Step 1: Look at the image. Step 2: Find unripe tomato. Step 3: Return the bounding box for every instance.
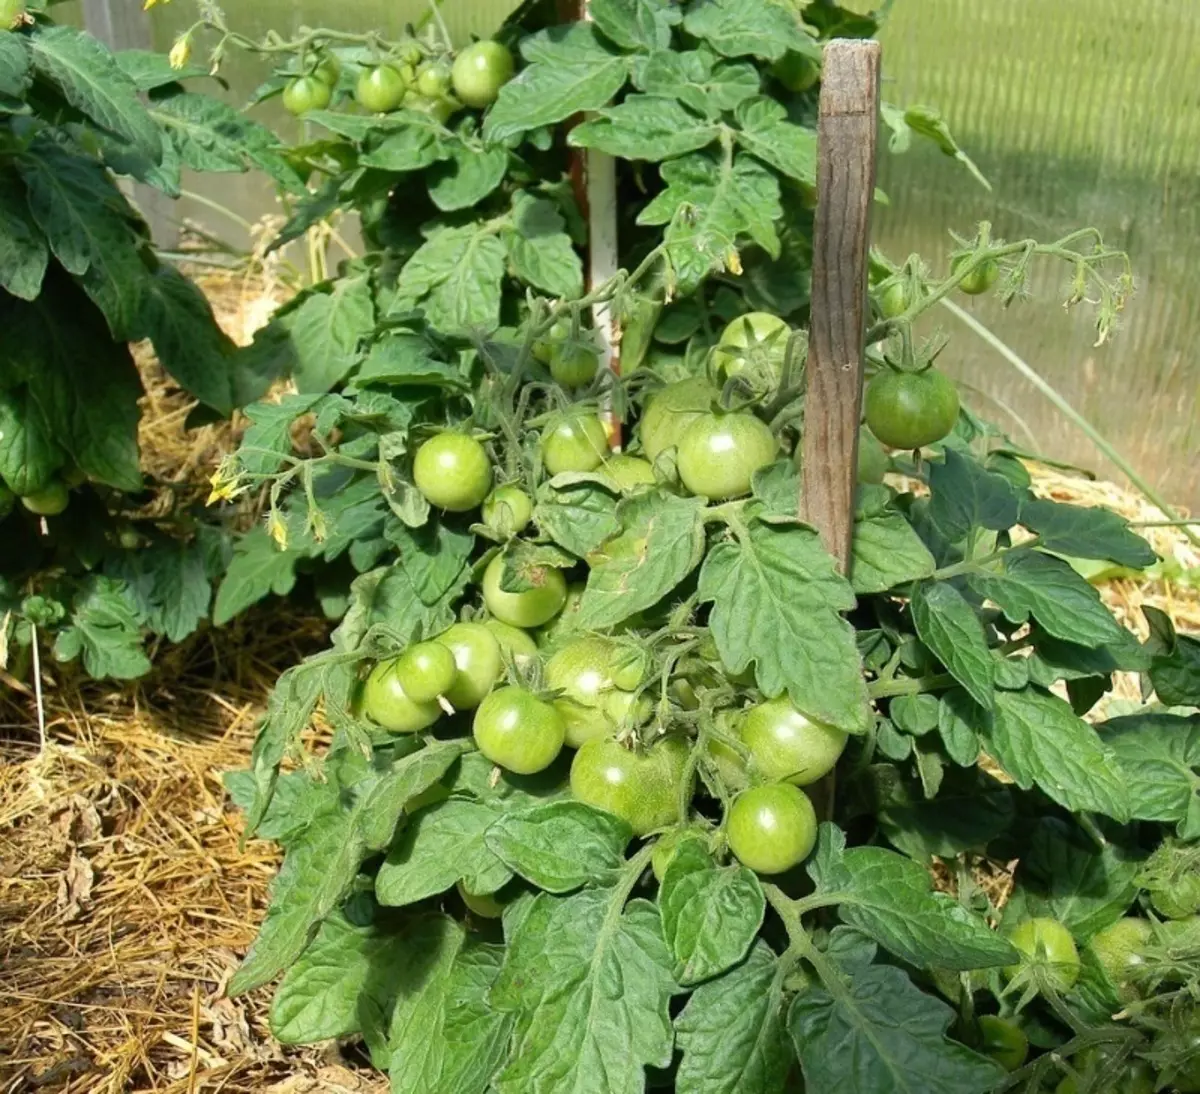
[740,697,848,787]
[437,622,503,709]
[878,280,911,319]
[863,368,960,450]
[482,554,567,629]
[1089,916,1152,999]
[362,658,441,733]
[704,714,751,794]
[1150,873,1200,919]
[413,433,492,512]
[953,255,1000,295]
[482,619,538,665]
[536,581,585,644]
[977,1015,1028,1073]
[1054,1048,1155,1094]
[712,312,790,382]
[856,428,889,484]
[356,65,407,113]
[21,480,69,516]
[542,414,609,475]
[1004,917,1080,993]
[457,880,505,918]
[451,40,515,109]
[545,637,646,749]
[570,735,689,836]
[416,61,452,99]
[638,378,717,462]
[393,641,457,703]
[599,455,656,493]
[677,412,778,500]
[312,53,341,87]
[771,51,819,92]
[473,685,565,774]
[548,341,601,388]
[727,783,817,875]
[482,484,532,537]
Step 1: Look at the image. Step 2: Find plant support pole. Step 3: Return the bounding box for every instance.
[800,39,881,570]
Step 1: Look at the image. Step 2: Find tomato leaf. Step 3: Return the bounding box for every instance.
[0,174,48,300]
[1018,497,1157,569]
[850,511,936,594]
[52,576,151,680]
[699,519,870,736]
[577,490,706,629]
[682,0,814,62]
[0,387,62,495]
[981,687,1131,821]
[359,113,452,172]
[969,549,1130,650]
[1100,712,1200,838]
[503,192,585,299]
[733,97,817,184]
[331,560,463,653]
[1002,817,1139,942]
[427,143,508,212]
[590,0,681,52]
[0,31,32,100]
[213,527,300,626]
[280,273,376,393]
[877,766,1013,863]
[633,49,760,117]
[808,825,1016,970]
[570,95,721,160]
[789,962,1003,1094]
[106,537,211,643]
[1141,609,1200,706]
[928,448,1020,542]
[386,520,474,605]
[674,941,793,1094]
[534,481,621,558]
[485,800,632,893]
[936,690,982,766]
[376,799,513,906]
[658,838,764,985]
[393,224,505,337]
[489,889,679,1094]
[910,581,995,709]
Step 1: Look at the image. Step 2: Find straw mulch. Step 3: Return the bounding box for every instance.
[1,270,1197,1093]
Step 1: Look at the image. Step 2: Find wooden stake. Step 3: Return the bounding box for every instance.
[800,40,881,572]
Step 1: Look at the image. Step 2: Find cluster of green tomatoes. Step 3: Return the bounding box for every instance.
[281,38,515,122]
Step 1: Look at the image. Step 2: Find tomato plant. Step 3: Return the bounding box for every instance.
[191,3,1187,1092]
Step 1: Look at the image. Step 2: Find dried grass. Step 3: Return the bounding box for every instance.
[1,274,1196,1090]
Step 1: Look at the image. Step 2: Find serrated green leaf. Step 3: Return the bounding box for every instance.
[427,142,508,211]
[577,490,706,629]
[683,0,811,61]
[28,25,161,162]
[851,511,936,594]
[936,689,982,766]
[114,48,210,91]
[393,224,505,336]
[376,799,512,906]
[982,687,1131,821]
[881,103,989,191]
[331,560,462,653]
[213,527,299,626]
[570,95,720,160]
[928,449,1020,542]
[107,537,210,643]
[53,576,150,679]
[789,962,1003,1094]
[0,387,62,495]
[359,112,452,172]
[911,581,994,709]
[1002,817,1139,942]
[633,49,760,116]
[0,31,31,100]
[236,394,322,477]
[878,766,1013,863]
[385,519,473,606]
[279,274,376,394]
[733,97,817,183]
[638,151,781,292]
[1100,712,1200,837]
[1019,497,1156,569]
[699,520,870,735]
[490,889,678,1094]
[890,693,940,736]
[534,481,621,558]
[0,173,47,300]
[659,838,764,985]
[970,549,1129,650]
[808,826,1015,970]
[504,227,584,299]
[590,0,681,51]
[358,332,465,390]
[675,941,792,1094]
[486,800,631,893]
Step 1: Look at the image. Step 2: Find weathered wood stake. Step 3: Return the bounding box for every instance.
[800,40,882,572]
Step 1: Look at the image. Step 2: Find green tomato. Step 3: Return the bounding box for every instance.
[482,554,568,629]
[599,455,656,493]
[977,1015,1028,1073]
[570,735,689,837]
[545,637,645,749]
[482,484,532,537]
[393,641,457,703]
[20,481,69,516]
[677,412,778,500]
[312,53,341,87]
[1004,917,1080,993]
[638,378,718,462]
[771,51,819,92]
[542,414,609,475]
[473,685,565,774]
[457,880,505,919]
[856,428,890,484]
[413,433,492,512]
[537,581,585,645]
[1089,917,1152,999]
[1150,873,1200,919]
[1055,1049,1156,1094]
[712,312,790,382]
[726,783,817,875]
[877,280,911,319]
[416,61,452,98]
[362,658,441,733]
[953,255,1000,295]
[437,622,503,709]
[740,697,848,787]
[704,712,751,794]
[535,320,601,388]
[864,368,960,450]
[356,64,407,113]
[483,619,539,665]
[451,40,515,109]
